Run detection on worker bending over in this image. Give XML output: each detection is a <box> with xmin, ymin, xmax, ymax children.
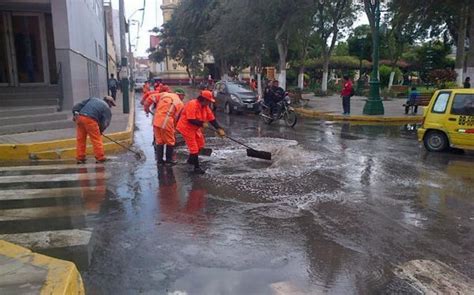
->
<box><xmin>73</xmin><ymin>96</ymin><xmax>115</xmax><ymax>164</ymax></box>
<box><xmin>145</xmin><ymin>88</ymin><xmax>185</xmax><ymax>165</ymax></box>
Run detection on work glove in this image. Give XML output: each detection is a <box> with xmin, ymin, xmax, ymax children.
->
<box><xmin>216</xmin><ymin>128</ymin><xmax>226</xmax><ymax>138</ymax></box>
<box><xmin>73</xmin><ymin>111</ymin><xmax>79</xmax><ymax>122</ymax></box>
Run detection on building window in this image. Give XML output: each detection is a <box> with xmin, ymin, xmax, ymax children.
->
<box><xmin>99</xmin><ymin>45</ymin><xmax>104</xmax><ymax>61</ymax></box>
<box><xmin>172</xmin><ymin>63</ymin><xmax>177</xmax><ymax>70</ymax></box>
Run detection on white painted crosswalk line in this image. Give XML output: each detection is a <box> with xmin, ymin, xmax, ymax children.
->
<box><xmin>0</xmin><ymin>229</ymin><xmax>93</xmax><ymax>249</ymax></box>
<box><xmin>0</xmin><ymin>172</ymin><xmax>109</xmax><ymax>184</ymax></box>
<box><xmin>0</xmin><ymin>186</ymin><xmax>104</xmax><ymax>201</ymax></box>
<box><xmin>0</xmin><ymin>206</ymin><xmax>87</xmax><ymax>221</ymax></box>
<box><xmin>0</xmin><ymin>163</ymin><xmax>106</xmax><ymax>172</ymax></box>
<box><xmin>0</xmin><ymin>164</ymin><xmax>109</xmax><ymax>269</ymax></box>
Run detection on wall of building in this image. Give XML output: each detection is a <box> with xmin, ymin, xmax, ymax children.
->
<box><xmin>51</xmin><ymin>0</ymin><xmax>107</xmax><ymax>109</ymax></box>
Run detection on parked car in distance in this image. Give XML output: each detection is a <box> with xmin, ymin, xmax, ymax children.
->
<box><xmin>418</xmin><ymin>89</ymin><xmax>474</xmax><ymax>152</ymax></box>
<box><xmin>134</xmin><ymin>77</ymin><xmax>147</xmax><ymax>91</ymax></box>
<box><xmin>212</xmin><ymin>81</ymin><xmax>259</xmax><ymax>114</ymax></box>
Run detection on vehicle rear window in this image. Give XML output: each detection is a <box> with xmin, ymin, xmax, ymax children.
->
<box><xmin>432</xmin><ymin>92</ymin><xmax>450</xmax><ymax>113</ymax></box>
<box><xmin>227</xmin><ymin>83</ymin><xmax>252</xmax><ymax>93</ymax></box>
<box><xmin>451</xmin><ymin>94</ymin><xmax>474</xmax><ymax>116</ymax></box>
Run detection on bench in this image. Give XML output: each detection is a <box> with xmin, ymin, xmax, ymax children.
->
<box><xmin>403</xmin><ymin>94</ymin><xmax>432</xmax><ymax>114</ymax></box>
<box><xmin>391</xmin><ymin>85</ymin><xmax>409</xmax><ymax>98</ymax></box>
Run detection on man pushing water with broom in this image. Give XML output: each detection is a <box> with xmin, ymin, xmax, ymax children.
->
<box><xmin>176</xmin><ymin>90</ymin><xmax>226</xmax><ymax>174</ymax></box>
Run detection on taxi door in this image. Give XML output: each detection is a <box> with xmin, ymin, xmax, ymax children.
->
<box><xmin>445</xmin><ymin>91</ymin><xmax>474</xmax><ymax>148</ymax></box>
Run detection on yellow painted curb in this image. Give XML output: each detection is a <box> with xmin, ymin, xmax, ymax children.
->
<box><xmin>295</xmin><ymin>108</ymin><xmax>423</xmax><ymax>123</ymax></box>
<box><xmin>0</xmin><ymin>95</ymin><xmax>135</xmax><ymax>161</ymax></box>
<box><xmin>0</xmin><ymin>240</ymin><xmax>85</xmax><ymax>294</ymax></box>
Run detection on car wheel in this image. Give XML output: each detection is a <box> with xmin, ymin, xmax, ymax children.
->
<box><xmin>424</xmin><ymin>130</ymin><xmax>448</xmax><ymax>152</ymax></box>
<box><xmin>224</xmin><ymin>102</ymin><xmax>232</xmax><ymax>114</ymax></box>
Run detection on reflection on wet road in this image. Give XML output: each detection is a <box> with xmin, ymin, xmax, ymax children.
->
<box><xmin>86</xmin><ymin>96</ymin><xmax>473</xmax><ymax>293</ymax></box>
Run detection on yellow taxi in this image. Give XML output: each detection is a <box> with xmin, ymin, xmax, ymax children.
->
<box><xmin>418</xmin><ymin>89</ymin><xmax>474</xmax><ymax>151</ymax></box>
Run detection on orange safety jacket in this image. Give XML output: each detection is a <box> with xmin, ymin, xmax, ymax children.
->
<box><xmin>152</xmin><ymin>93</ymin><xmax>184</xmax><ymax>130</ymax></box>
<box><xmin>143</xmin><ymin>84</ymin><xmax>150</xmax><ymax>93</ymax></box>
<box><xmin>176</xmin><ymin>99</ymin><xmax>215</xmax><ymax>135</ymax></box>
<box><xmin>142</xmin><ymin>91</ymin><xmax>162</xmax><ymax>111</ymax></box>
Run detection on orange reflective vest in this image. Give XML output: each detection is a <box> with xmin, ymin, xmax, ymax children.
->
<box><xmin>152</xmin><ymin>92</ymin><xmax>184</xmax><ymax>130</ymax></box>
<box><xmin>143</xmin><ymin>91</ymin><xmax>162</xmax><ymax>112</ymax></box>
<box><xmin>176</xmin><ymin>99</ymin><xmax>215</xmax><ymax>135</ymax></box>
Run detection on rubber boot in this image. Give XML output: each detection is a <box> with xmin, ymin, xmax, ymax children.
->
<box><xmin>155</xmin><ymin>144</ymin><xmax>165</xmax><ymax>165</ymax></box>
<box><xmin>165</xmin><ymin>145</ymin><xmax>177</xmax><ymax>166</ymax></box>
<box><xmin>191</xmin><ymin>154</ymin><xmax>205</xmax><ymax>174</ymax></box>
<box><xmin>186</xmin><ymin>154</ymin><xmax>193</xmax><ymax>165</ymax></box>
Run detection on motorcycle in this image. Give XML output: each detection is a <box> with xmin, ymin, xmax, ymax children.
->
<box><xmin>259</xmin><ymin>93</ymin><xmax>297</xmax><ymax>127</ymax></box>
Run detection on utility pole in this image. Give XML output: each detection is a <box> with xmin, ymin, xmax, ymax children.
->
<box><xmin>119</xmin><ymin>0</ymin><xmax>129</xmax><ymax>113</ymax></box>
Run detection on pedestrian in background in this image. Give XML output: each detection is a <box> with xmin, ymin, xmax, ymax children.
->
<box><xmin>464</xmin><ymin>77</ymin><xmax>471</xmax><ymax>89</ymax></box>
<box><xmin>108</xmin><ymin>74</ymin><xmax>119</xmax><ymax>100</ymax></box>
<box><xmin>341</xmin><ymin>75</ymin><xmax>353</xmax><ymax>115</ymax></box>
<box><xmin>405</xmin><ymin>86</ymin><xmax>419</xmax><ymax>114</ymax></box>
<box><xmin>73</xmin><ymin>96</ymin><xmax>115</xmax><ymax>164</ymax></box>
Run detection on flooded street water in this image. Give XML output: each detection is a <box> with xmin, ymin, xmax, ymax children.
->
<box><xmin>2</xmin><ymin>94</ymin><xmax>471</xmax><ymax>294</ymax></box>
<box><xmin>78</xmin><ymin>95</ymin><xmax>474</xmax><ymax>294</ymax></box>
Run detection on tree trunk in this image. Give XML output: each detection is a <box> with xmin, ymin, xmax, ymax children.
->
<box><xmin>257</xmin><ymin>73</ymin><xmax>262</xmax><ymax>99</ymax></box>
<box><xmin>275</xmin><ymin>24</ymin><xmax>289</xmax><ymax>90</ymax></box>
<box><xmin>276</xmin><ymin>40</ymin><xmax>288</xmax><ymax>90</ymax></box>
<box><xmin>388</xmin><ymin>71</ymin><xmax>395</xmax><ymax>89</ymax></box>
<box><xmin>298</xmin><ymin>66</ymin><xmax>305</xmax><ymax>90</ymax></box>
<box><xmin>455</xmin><ymin>4</ymin><xmax>468</xmax><ymax>86</ymax></box>
<box><xmin>321</xmin><ymin>57</ymin><xmax>329</xmax><ymax>94</ymax></box>
<box><xmin>466</xmin><ymin>6</ymin><xmax>474</xmax><ymax>82</ymax></box>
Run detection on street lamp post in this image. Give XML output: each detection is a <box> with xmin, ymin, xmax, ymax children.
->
<box><xmin>363</xmin><ymin>0</ymin><xmax>384</xmax><ymax>115</ymax></box>
<box><xmin>121</xmin><ymin>7</ymin><xmax>144</xmax><ymax>114</ymax></box>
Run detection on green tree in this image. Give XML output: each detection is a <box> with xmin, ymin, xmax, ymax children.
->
<box><xmin>313</xmin><ymin>0</ymin><xmax>358</xmax><ymax>94</ymax></box>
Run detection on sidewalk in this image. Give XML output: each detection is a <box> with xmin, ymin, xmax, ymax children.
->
<box><xmin>0</xmin><ymin>240</ymin><xmax>85</xmax><ymax>294</ymax></box>
<box><xmin>0</xmin><ymin>92</ymin><xmax>134</xmax><ymax>161</ymax></box>
<box><xmin>295</xmin><ymin>94</ymin><xmax>423</xmax><ymax>123</ymax></box>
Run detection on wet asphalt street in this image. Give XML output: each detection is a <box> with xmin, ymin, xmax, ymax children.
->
<box><xmin>80</xmin><ymin>95</ymin><xmax>474</xmax><ymax>294</ymax></box>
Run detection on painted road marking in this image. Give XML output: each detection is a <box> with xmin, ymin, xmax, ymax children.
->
<box><xmin>0</xmin><ymin>163</ymin><xmax>106</xmax><ymax>172</ymax></box>
<box><xmin>394</xmin><ymin>259</ymin><xmax>474</xmax><ymax>294</ymax></box>
<box><xmin>0</xmin><ymin>186</ymin><xmax>104</xmax><ymax>201</ymax></box>
<box><xmin>0</xmin><ymin>172</ymin><xmax>109</xmax><ymax>184</ymax></box>
<box><xmin>0</xmin><ymin>229</ymin><xmax>93</xmax><ymax>250</ymax></box>
<box><xmin>0</xmin><ymin>164</ymin><xmax>108</xmax><ymax>270</ymax></box>
<box><xmin>0</xmin><ymin>206</ymin><xmax>86</xmax><ymax>221</ymax></box>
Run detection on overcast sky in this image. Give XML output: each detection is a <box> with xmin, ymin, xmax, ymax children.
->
<box><xmin>111</xmin><ymin>0</ymin><xmax>164</xmax><ymax>57</ymax></box>
<box><xmin>111</xmin><ymin>0</ymin><xmax>368</xmax><ymax>58</ymax></box>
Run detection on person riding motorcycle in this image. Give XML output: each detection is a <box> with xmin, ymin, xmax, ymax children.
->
<box><xmin>268</xmin><ymin>80</ymin><xmax>285</xmax><ymax>119</ymax></box>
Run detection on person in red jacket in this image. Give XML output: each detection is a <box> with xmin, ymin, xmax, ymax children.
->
<box><xmin>176</xmin><ymin>90</ymin><xmax>225</xmax><ymax>174</ymax></box>
<box><xmin>341</xmin><ymin>75</ymin><xmax>353</xmax><ymax>115</ymax></box>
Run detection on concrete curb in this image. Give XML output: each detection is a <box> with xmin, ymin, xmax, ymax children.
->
<box><xmin>295</xmin><ymin>107</ymin><xmax>423</xmax><ymax>124</ymax></box>
<box><xmin>0</xmin><ymin>240</ymin><xmax>85</xmax><ymax>294</ymax></box>
<box><xmin>0</xmin><ymin>95</ymin><xmax>135</xmax><ymax>161</ymax></box>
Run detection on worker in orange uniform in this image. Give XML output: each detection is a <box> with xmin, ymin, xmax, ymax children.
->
<box><xmin>72</xmin><ymin>96</ymin><xmax>115</xmax><ymax>164</ymax></box>
<box><xmin>142</xmin><ymin>81</ymin><xmax>150</xmax><ymax>93</ymax></box>
<box><xmin>145</xmin><ymin>88</ymin><xmax>185</xmax><ymax>165</ymax></box>
<box><xmin>176</xmin><ymin>90</ymin><xmax>225</xmax><ymax>174</ymax></box>
<box><xmin>140</xmin><ymin>85</ymin><xmax>170</xmax><ymax>106</ymax></box>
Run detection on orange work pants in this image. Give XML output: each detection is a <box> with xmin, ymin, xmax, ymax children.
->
<box><xmin>153</xmin><ymin>126</ymin><xmax>176</xmax><ymax>145</ymax></box>
<box><xmin>76</xmin><ymin>115</ymin><xmax>105</xmax><ymax>161</ymax></box>
<box><xmin>180</xmin><ymin>129</ymin><xmax>205</xmax><ymax>154</ymax></box>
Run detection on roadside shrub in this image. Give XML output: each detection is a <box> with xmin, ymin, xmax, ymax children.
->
<box><xmin>379</xmin><ymin>65</ymin><xmax>402</xmax><ymax>88</ymax></box>
<box><xmin>427</xmin><ymin>69</ymin><xmax>457</xmax><ymax>88</ymax></box>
